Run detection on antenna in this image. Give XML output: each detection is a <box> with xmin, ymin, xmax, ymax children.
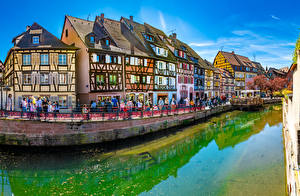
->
<box><xmin>87</xmin><ymin>13</ymin><xmax>91</xmax><ymax>21</ymax></box>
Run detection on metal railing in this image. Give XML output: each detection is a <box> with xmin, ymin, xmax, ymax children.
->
<box><xmin>0</xmin><ymin>103</ymin><xmax>226</xmax><ymax>122</ymax></box>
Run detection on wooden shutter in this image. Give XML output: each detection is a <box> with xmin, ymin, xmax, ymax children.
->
<box><xmin>36</xmin><ymin>72</ymin><xmax>40</xmax><ymax>84</ymax></box>
<box><xmin>53</xmin><ymin>53</ymin><xmax>58</xmax><ymax>66</ymax></box>
<box><xmin>36</xmin><ymin>53</ymin><xmax>40</xmax><ymax>65</ymax></box>
<box><xmin>67</xmin><ymin>72</ymin><xmax>72</xmax><ymax>84</ymax></box>
<box><xmin>17</xmin><ymin>72</ymin><xmax>23</xmax><ymax>84</ymax></box>
<box><xmin>49</xmin><ymin>53</ymin><xmax>54</xmax><ymax>65</ymax></box>
<box><xmin>49</xmin><ymin>73</ymin><xmax>53</xmax><ymax>84</ymax></box>
<box><xmin>17</xmin><ymin>54</ymin><xmax>22</xmax><ymax>65</ymax></box>
<box><xmin>31</xmin><ymin>72</ymin><xmax>36</xmax><ymax>84</ymax></box>
<box><xmin>68</xmin><ymin>54</ymin><xmax>73</xmax><ymax>65</ymax></box>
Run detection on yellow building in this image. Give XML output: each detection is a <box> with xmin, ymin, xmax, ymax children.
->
<box><xmin>213</xmin><ymin>51</ymin><xmax>260</xmax><ymax>96</ymax></box>
<box><xmin>3</xmin><ymin>23</ymin><xmax>77</xmax><ymax>111</ymax></box>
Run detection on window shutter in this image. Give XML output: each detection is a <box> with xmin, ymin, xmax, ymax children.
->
<box><xmin>155</xmin><ymin>76</ymin><xmax>158</xmax><ymax>84</ymax></box>
<box><xmin>36</xmin><ymin>53</ymin><xmax>40</xmax><ymax>65</ymax></box>
<box><xmin>68</xmin><ymin>54</ymin><xmax>72</xmax><ymax>66</ymax></box>
<box><xmin>53</xmin><ymin>72</ymin><xmax>59</xmax><ymax>84</ymax></box>
<box><xmin>68</xmin><ymin>72</ymin><xmax>72</xmax><ymax>84</ymax></box>
<box><xmin>105</xmin><ymin>54</ymin><xmax>110</xmax><ymax>63</ymax></box>
<box><xmin>118</xmin><ymin>56</ymin><xmax>121</xmax><ymax>64</ymax></box>
<box><xmin>31</xmin><ymin>53</ymin><xmax>35</xmax><ymax>66</ymax></box>
<box><xmin>135</xmin><ymin>57</ymin><xmax>138</xmax><ymax>65</ymax></box>
<box><xmin>53</xmin><ymin>53</ymin><xmax>58</xmax><ymax>66</ymax></box>
<box><xmin>17</xmin><ymin>54</ymin><xmax>22</xmax><ymax>66</ymax></box>
<box><xmin>147</xmin><ymin>76</ymin><xmax>151</xmax><ymax>84</ymax></box>
<box><xmin>49</xmin><ymin>73</ymin><xmax>53</xmax><ymax>84</ymax></box>
<box><xmin>49</xmin><ymin>53</ymin><xmax>54</xmax><ymax>65</ymax></box>
<box><xmin>36</xmin><ymin>72</ymin><xmax>40</xmax><ymax>84</ymax></box>
<box><xmin>144</xmin><ymin>59</ymin><xmax>147</xmax><ymax>67</ymax></box>
<box><xmin>17</xmin><ymin>72</ymin><xmax>23</xmax><ymax>84</ymax></box>
<box><xmin>31</xmin><ymin>72</ymin><xmax>36</xmax><ymax>84</ymax></box>
<box><xmin>131</xmin><ymin>75</ymin><xmax>134</xmax><ymax>83</ymax></box>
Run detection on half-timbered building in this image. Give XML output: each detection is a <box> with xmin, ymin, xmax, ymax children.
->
<box><xmin>166</xmin><ymin>33</ymin><xmax>195</xmax><ymax>102</ymax></box>
<box><xmin>203</xmin><ymin>60</ymin><xmax>215</xmax><ymax>98</ymax></box>
<box><xmin>121</xmin><ymin>17</ymin><xmax>177</xmax><ymax>105</ymax></box>
<box><xmin>218</xmin><ymin>68</ymin><xmax>235</xmax><ymax>98</ymax></box>
<box><xmin>3</xmin><ymin>23</ymin><xmax>77</xmax><ymax>111</ymax></box>
<box><xmin>213</xmin><ymin>51</ymin><xmax>259</xmax><ymax>96</ymax></box>
<box><xmin>62</xmin><ymin>14</ymin><xmax>154</xmax><ymax>104</ymax></box>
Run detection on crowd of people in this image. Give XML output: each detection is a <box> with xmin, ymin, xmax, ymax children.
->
<box><xmin>79</xmin><ymin>95</ymin><xmax>228</xmax><ymax>114</ymax></box>
<box><xmin>19</xmin><ymin>96</ymin><xmax>61</xmax><ymax>113</ymax></box>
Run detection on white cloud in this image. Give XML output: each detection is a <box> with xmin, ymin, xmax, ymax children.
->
<box><xmin>271</xmin><ymin>15</ymin><xmax>280</xmax><ymax>20</ymax></box>
<box><xmin>159</xmin><ymin>11</ymin><xmax>166</xmax><ymax>31</ymax></box>
<box><xmin>190</xmin><ymin>42</ymin><xmax>215</xmax><ymax>47</ymax></box>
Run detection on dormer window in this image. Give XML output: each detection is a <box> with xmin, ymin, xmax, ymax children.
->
<box><xmin>90</xmin><ymin>36</ymin><xmax>95</xmax><ymax>44</ymax></box>
<box><xmin>143</xmin><ymin>33</ymin><xmax>154</xmax><ymax>42</ymax></box>
<box><xmin>181</xmin><ymin>46</ymin><xmax>186</xmax><ymax>51</ymax></box>
<box><xmin>105</xmin><ymin>39</ymin><xmax>110</xmax><ymax>46</ymax></box>
<box><xmin>32</xmin><ymin>36</ymin><xmax>39</xmax><ymax>44</ymax></box>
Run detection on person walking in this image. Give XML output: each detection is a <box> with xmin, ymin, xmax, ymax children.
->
<box><xmin>6</xmin><ymin>94</ymin><xmax>12</xmax><ymax>111</ymax></box>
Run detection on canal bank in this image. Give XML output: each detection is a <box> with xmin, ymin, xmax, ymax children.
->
<box><xmin>0</xmin><ymin>105</ymin><xmax>285</xmax><ymax>195</ymax></box>
<box><xmin>0</xmin><ymin>105</ymin><xmax>234</xmax><ymax>146</ymax></box>
<box><xmin>0</xmin><ymin>98</ymin><xmax>281</xmax><ymax>147</ymax></box>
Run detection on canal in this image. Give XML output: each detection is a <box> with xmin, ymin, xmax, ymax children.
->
<box><xmin>0</xmin><ymin>105</ymin><xmax>285</xmax><ymax>196</ymax></box>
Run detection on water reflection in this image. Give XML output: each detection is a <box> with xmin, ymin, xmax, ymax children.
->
<box><xmin>0</xmin><ymin>106</ymin><xmax>283</xmax><ymax>196</ymax></box>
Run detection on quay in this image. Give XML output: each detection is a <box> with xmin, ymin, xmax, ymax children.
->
<box><xmin>0</xmin><ymin>98</ymin><xmax>281</xmax><ymax>147</ymax></box>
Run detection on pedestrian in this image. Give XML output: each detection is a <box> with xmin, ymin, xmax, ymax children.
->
<box><xmin>36</xmin><ymin>97</ymin><xmax>42</xmax><ymax>118</ymax></box>
<box><xmin>6</xmin><ymin>94</ymin><xmax>12</xmax><ymax>111</ymax></box>
<box><xmin>158</xmin><ymin>98</ymin><xmax>164</xmax><ymax>110</ymax></box>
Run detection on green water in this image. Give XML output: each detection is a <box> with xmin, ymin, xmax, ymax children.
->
<box><xmin>0</xmin><ymin>105</ymin><xmax>285</xmax><ymax>196</ymax></box>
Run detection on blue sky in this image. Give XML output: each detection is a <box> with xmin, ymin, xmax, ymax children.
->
<box><xmin>1</xmin><ymin>0</ymin><xmax>299</xmax><ymax>68</ymax></box>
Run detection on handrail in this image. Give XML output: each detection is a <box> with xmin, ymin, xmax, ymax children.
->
<box><xmin>0</xmin><ymin>103</ymin><xmax>228</xmax><ymax>122</ymax></box>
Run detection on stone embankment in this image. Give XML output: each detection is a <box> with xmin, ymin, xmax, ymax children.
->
<box><xmin>0</xmin><ymin>105</ymin><xmax>233</xmax><ymax>146</ymax></box>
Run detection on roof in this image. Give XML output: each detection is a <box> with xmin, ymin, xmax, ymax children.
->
<box><xmin>217</xmin><ymin>68</ymin><xmax>234</xmax><ymax>78</ymax></box>
<box><xmin>203</xmin><ymin>60</ymin><xmax>216</xmax><ymax>71</ymax></box>
<box><xmin>267</xmin><ymin>67</ymin><xmax>287</xmax><ymax>76</ymax></box>
<box><xmin>14</xmin><ymin>22</ymin><xmax>77</xmax><ymax>49</ymax></box>
<box><xmin>67</xmin><ymin>15</ymin><xmax>148</xmax><ymax>56</ymax></box>
<box><xmin>121</xmin><ymin>17</ymin><xmax>176</xmax><ymax>61</ymax></box>
<box><xmin>220</xmin><ymin>51</ymin><xmax>258</xmax><ymax>68</ymax></box>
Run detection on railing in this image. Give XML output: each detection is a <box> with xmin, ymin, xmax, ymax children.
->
<box><xmin>0</xmin><ymin>104</ymin><xmax>227</xmax><ymax>122</ymax></box>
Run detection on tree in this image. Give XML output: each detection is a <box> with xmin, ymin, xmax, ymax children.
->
<box><xmin>247</xmin><ymin>75</ymin><xmax>269</xmax><ymax>91</ymax></box>
<box><xmin>268</xmin><ymin>77</ymin><xmax>288</xmax><ymax>92</ymax></box>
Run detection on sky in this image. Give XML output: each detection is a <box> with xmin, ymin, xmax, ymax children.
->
<box><xmin>1</xmin><ymin>0</ymin><xmax>300</xmax><ymax>69</ymax></box>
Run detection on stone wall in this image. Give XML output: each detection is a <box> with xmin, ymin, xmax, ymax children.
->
<box><xmin>0</xmin><ymin>105</ymin><xmax>233</xmax><ymax>146</ymax></box>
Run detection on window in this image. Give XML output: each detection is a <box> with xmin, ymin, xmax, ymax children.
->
<box><xmin>59</xmin><ymin>73</ymin><xmax>67</xmax><ymax>84</ymax></box>
<box><xmin>142</xmin><ymin>76</ymin><xmax>146</xmax><ymax>84</ymax></box>
<box><xmin>109</xmin><ymin>74</ymin><xmax>117</xmax><ymax>85</ymax></box>
<box><xmin>32</xmin><ymin>36</ymin><xmax>39</xmax><ymax>44</ymax></box>
<box><xmin>159</xmin><ymin>77</ymin><xmax>163</xmax><ymax>85</ymax></box>
<box><xmin>23</xmin><ymin>73</ymin><xmax>31</xmax><ymax>84</ymax></box>
<box><xmin>58</xmin><ymin>54</ymin><xmax>67</xmax><ymax>65</ymax></box>
<box><xmin>174</xmin><ymin>50</ymin><xmax>178</xmax><ymax>56</ymax></box>
<box><xmin>90</xmin><ymin>36</ymin><xmax>95</xmax><ymax>43</ymax></box>
<box><xmin>105</xmin><ymin>39</ymin><xmax>110</xmax><ymax>46</ymax></box>
<box><xmin>58</xmin><ymin>95</ymin><xmax>68</xmax><ymax>108</ymax></box>
<box><xmin>23</xmin><ymin>54</ymin><xmax>31</xmax><ymax>65</ymax></box>
<box><xmin>40</xmin><ymin>73</ymin><xmax>49</xmax><ymax>84</ymax></box>
<box><xmin>144</xmin><ymin>33</ymin><xmax>154</xmax><ymax>42</ymax></box>
<box><xmin>65</xmin><ymin>29</ymin><xmax>68</xmax><ymax>37</ymax></box>
<box><xmin>40</xmin><ymin>54</ymin><xmax>49</xmax><ymax>65</ymax></box>
<box><xmin>96</xmin><ymin>74</ymin><xmax>105</xmax><ymax>85</ymax></box>
<box><xmin>125</xmin><ymin>57</ymin><xmax>130</xmax><ymax>65</ymax></box>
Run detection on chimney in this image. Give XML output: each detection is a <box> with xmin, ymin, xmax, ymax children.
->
<box><xmin>172</xmin><ymin>33</ymin><xmax>177</xmax><ymax>39</ymax></box>
<box><xmin>100</xmin><ymin>13</ymin><xmax>104</xmax><ymax>19</ymax></box>
<box><xmin>231</xmin><ymin>51</ymin><xmax>235</xmax><ymax>54</ymax></box>
<box><xmin>130</xmin><ymin>15</ymin><xmax>133</xmax><ymax>22</ymax></box>
<box><xmin>26</xmin><ymin>25</ymin><xmax>31</xmax><ymax>31</ymax></box>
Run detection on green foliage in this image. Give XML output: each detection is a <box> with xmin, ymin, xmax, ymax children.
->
<box><xmin>293</xmin><ymin>35</ymin><xmax>300</xmax><ymax>64</ymax></box>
